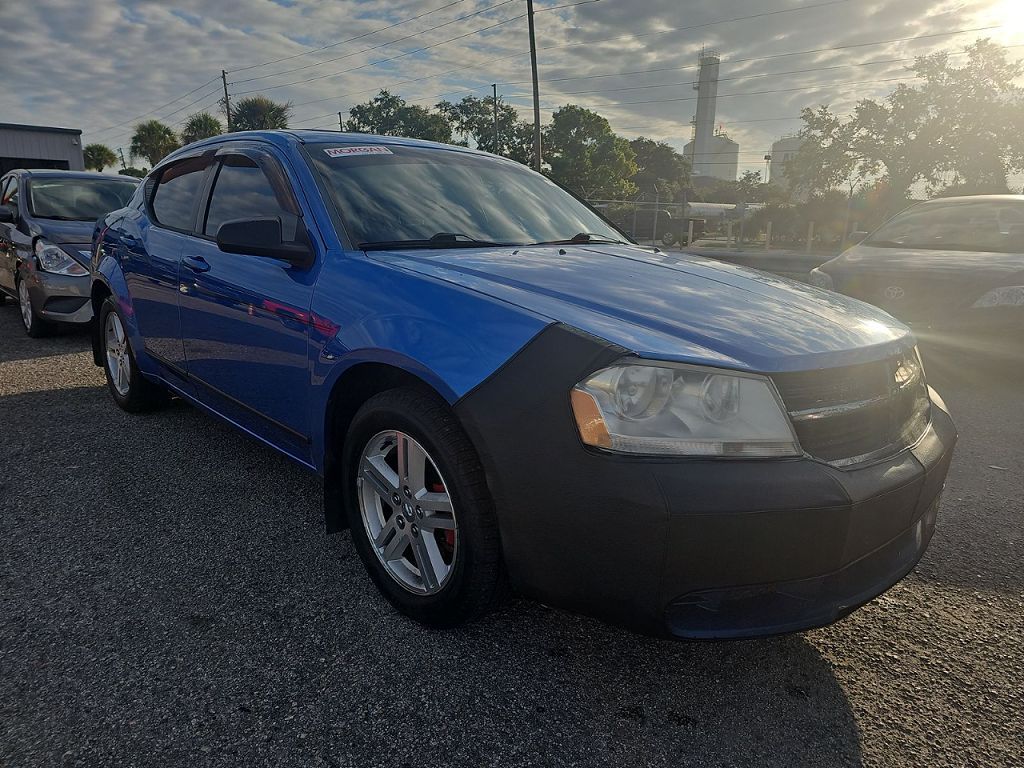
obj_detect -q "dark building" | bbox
[0,123,85,175]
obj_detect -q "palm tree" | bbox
[230,96,292,131]
[181,112,223,145]
[83,143,117,171]
[130,120,179,167]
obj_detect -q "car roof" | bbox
[918,194,1024,205]
[12,169,140,183]
[165,129,492,164]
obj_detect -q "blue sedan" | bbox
[90,131,956,639]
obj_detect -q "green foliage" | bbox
[436,95,532,163]
[130,120,179,167]
[120,166,148,178]
[83,144,117,172]
[181,111,223,144]
[789,39,1024,214]
[231,96,292,131]
[628,137,690,201]
[346,90,453,143]
[543,105,637,199]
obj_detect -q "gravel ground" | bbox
[1,302,1022,767]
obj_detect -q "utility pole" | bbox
[526,0,542,171]
[339,112,344,131]
[492,83,499,154]
[117,148,127,171]
[222,70,232,132]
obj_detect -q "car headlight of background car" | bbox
[570,362,801,457]
[808,267,834,291]
[971,286,1024,308]
[35,239,88,276]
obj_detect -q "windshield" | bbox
[865,199,1024,254]
[306,143,626,248]
[28,177,138,221]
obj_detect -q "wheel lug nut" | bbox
[391,493,401,505]
[404,487,411,498]
[415,506,423,518]
[396,517,405,529]
[411,524,419,537]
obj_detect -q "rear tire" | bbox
[342,387,506,627]
[99,295,168,412]
[661,231,676,246]
[18,277,51,338]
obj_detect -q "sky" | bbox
[1,0,1022,178]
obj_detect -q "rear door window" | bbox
[151,157,211,232]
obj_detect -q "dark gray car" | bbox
[0,169,138,336]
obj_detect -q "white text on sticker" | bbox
[324,146,394,158]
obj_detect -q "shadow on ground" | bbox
[0,382,863,767]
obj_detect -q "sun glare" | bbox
[985,0,1024,44]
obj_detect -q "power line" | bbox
[84,76,220,137]
[229,0,519,86]
[577,75,918,109]
[228,0,469,74]
[497,25,1001,87]
[535,0,851,54]
[288,50,530,125]
[232,10,527,96]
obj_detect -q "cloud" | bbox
[0,0,1014,175]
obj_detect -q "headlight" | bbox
[808,267,833,291]
[972,286,1024,308]
[35,239,88,276]
[570,362,801,457]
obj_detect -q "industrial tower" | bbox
[683,48,739,183]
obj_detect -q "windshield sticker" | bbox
[324,146,393,158]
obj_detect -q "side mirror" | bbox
[0,206,15,224]
[216,215,313,268]
[848,230,870,245]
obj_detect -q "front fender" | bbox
[308,253,552,472]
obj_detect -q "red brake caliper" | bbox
[430,482,456,553]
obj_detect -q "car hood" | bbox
[368,245,913,372]
[31,218,96,246]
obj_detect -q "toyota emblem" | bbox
[884,286,905,300]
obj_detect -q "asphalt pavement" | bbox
[1,302,1022,767]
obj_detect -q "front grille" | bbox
[772,350,931,465]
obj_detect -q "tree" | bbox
[231,95,292,131]
[437,95,533,163]
[181,111,223,144]
[788,39,1024,214]
[346,90,453,143]
[83,144,117,172]
[628,137,690,201]
[130,120,179,167]
[120,166,148,178]
[543,105,637,199]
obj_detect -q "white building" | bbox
[769,135,803,191]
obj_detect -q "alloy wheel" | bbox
[18,280,32,330]
[357,430,458,595]
[104,311,132,396]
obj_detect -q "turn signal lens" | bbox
[570,388,611,449]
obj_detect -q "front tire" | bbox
[18,277,51,338]
[99,295,168,412]
[661,231,676,246]
[342,387,506,627]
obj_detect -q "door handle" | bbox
[182,255,210,273]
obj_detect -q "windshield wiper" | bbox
[528,232,629,246]
[359,232,514,250]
